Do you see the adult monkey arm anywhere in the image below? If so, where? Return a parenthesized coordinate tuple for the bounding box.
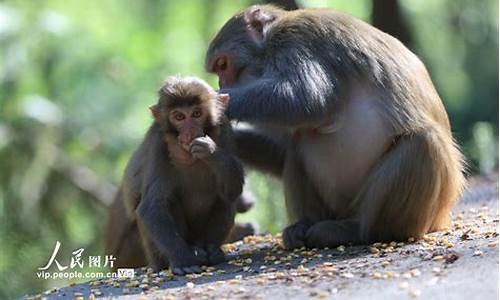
(233, 128, 286, 176)
(226, 57, 335, 128)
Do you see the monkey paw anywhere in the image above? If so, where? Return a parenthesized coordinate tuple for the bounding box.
(190, 136, 217, 159)
(169, 251, 207, 275)
(191, 246, 209, 262)
(206, 244, 226, 265)
(282, 219, 314, 249)
(171, 265, 203, 276)
(303, 224, 331, 249)
(304, 220, 360, 249)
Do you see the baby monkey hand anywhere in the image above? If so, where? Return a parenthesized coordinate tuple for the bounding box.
(190, 136, 217, 160)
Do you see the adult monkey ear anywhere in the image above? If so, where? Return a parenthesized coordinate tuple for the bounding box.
(244, 6, 276, 44)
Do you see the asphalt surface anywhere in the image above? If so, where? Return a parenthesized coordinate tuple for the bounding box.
(24, 174, 499, 300)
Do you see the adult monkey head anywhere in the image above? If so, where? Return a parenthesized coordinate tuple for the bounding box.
(206, 5, 350, 127)
(206, 5, 465, 249)
(207, 5, 285, 89)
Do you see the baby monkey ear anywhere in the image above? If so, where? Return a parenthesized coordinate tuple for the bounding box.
(218, 93, 230, 104)
(217, 93, 230, 110)
(149, 104, 160, 119)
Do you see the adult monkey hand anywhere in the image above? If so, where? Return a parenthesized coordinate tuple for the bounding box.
(206, 5, 465, 249)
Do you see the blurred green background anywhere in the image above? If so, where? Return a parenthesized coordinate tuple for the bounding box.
(0, 0, 497, 298)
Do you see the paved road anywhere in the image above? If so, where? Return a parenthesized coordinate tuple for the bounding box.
(24, 174, 499, 300)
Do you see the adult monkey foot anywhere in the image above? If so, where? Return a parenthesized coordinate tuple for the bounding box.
(304, 219, 361, 249)
(282, 218, 314, 249)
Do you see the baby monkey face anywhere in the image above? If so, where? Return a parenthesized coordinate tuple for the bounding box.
(151, 75, 229, 156)
(168, 104, 208, 150)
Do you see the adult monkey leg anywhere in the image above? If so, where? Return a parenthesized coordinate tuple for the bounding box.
(282, 146, 334, 249)
(357, 127, 465, 242)
(304, 127, 464, 247)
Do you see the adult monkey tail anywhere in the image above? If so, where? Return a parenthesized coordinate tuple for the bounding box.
(357, 125, 465, 242)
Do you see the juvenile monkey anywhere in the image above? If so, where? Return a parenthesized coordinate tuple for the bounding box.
(206, 5, 465, 248)
(107, 76, 244, 274)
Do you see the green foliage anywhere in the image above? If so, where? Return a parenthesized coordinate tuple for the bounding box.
(469, 122, 498, 174)
(0, 0, 497, 298)
(403, 0, 499, 149)
(237, 172, 287, 234)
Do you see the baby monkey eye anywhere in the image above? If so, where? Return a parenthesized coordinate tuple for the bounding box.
(174, 113, 185, 121)
(192, 110, 202, 118)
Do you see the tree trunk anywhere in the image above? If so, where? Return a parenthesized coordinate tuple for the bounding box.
(263, 0, 298, 10)
(372, 0, 413, 49)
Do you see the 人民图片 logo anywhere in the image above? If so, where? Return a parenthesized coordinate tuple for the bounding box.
(36, 241, 133, 280)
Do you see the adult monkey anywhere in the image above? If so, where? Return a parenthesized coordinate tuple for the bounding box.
(205, 5, 465, 249)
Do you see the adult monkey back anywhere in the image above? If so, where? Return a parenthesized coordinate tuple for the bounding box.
(206, 5, 465, 249)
